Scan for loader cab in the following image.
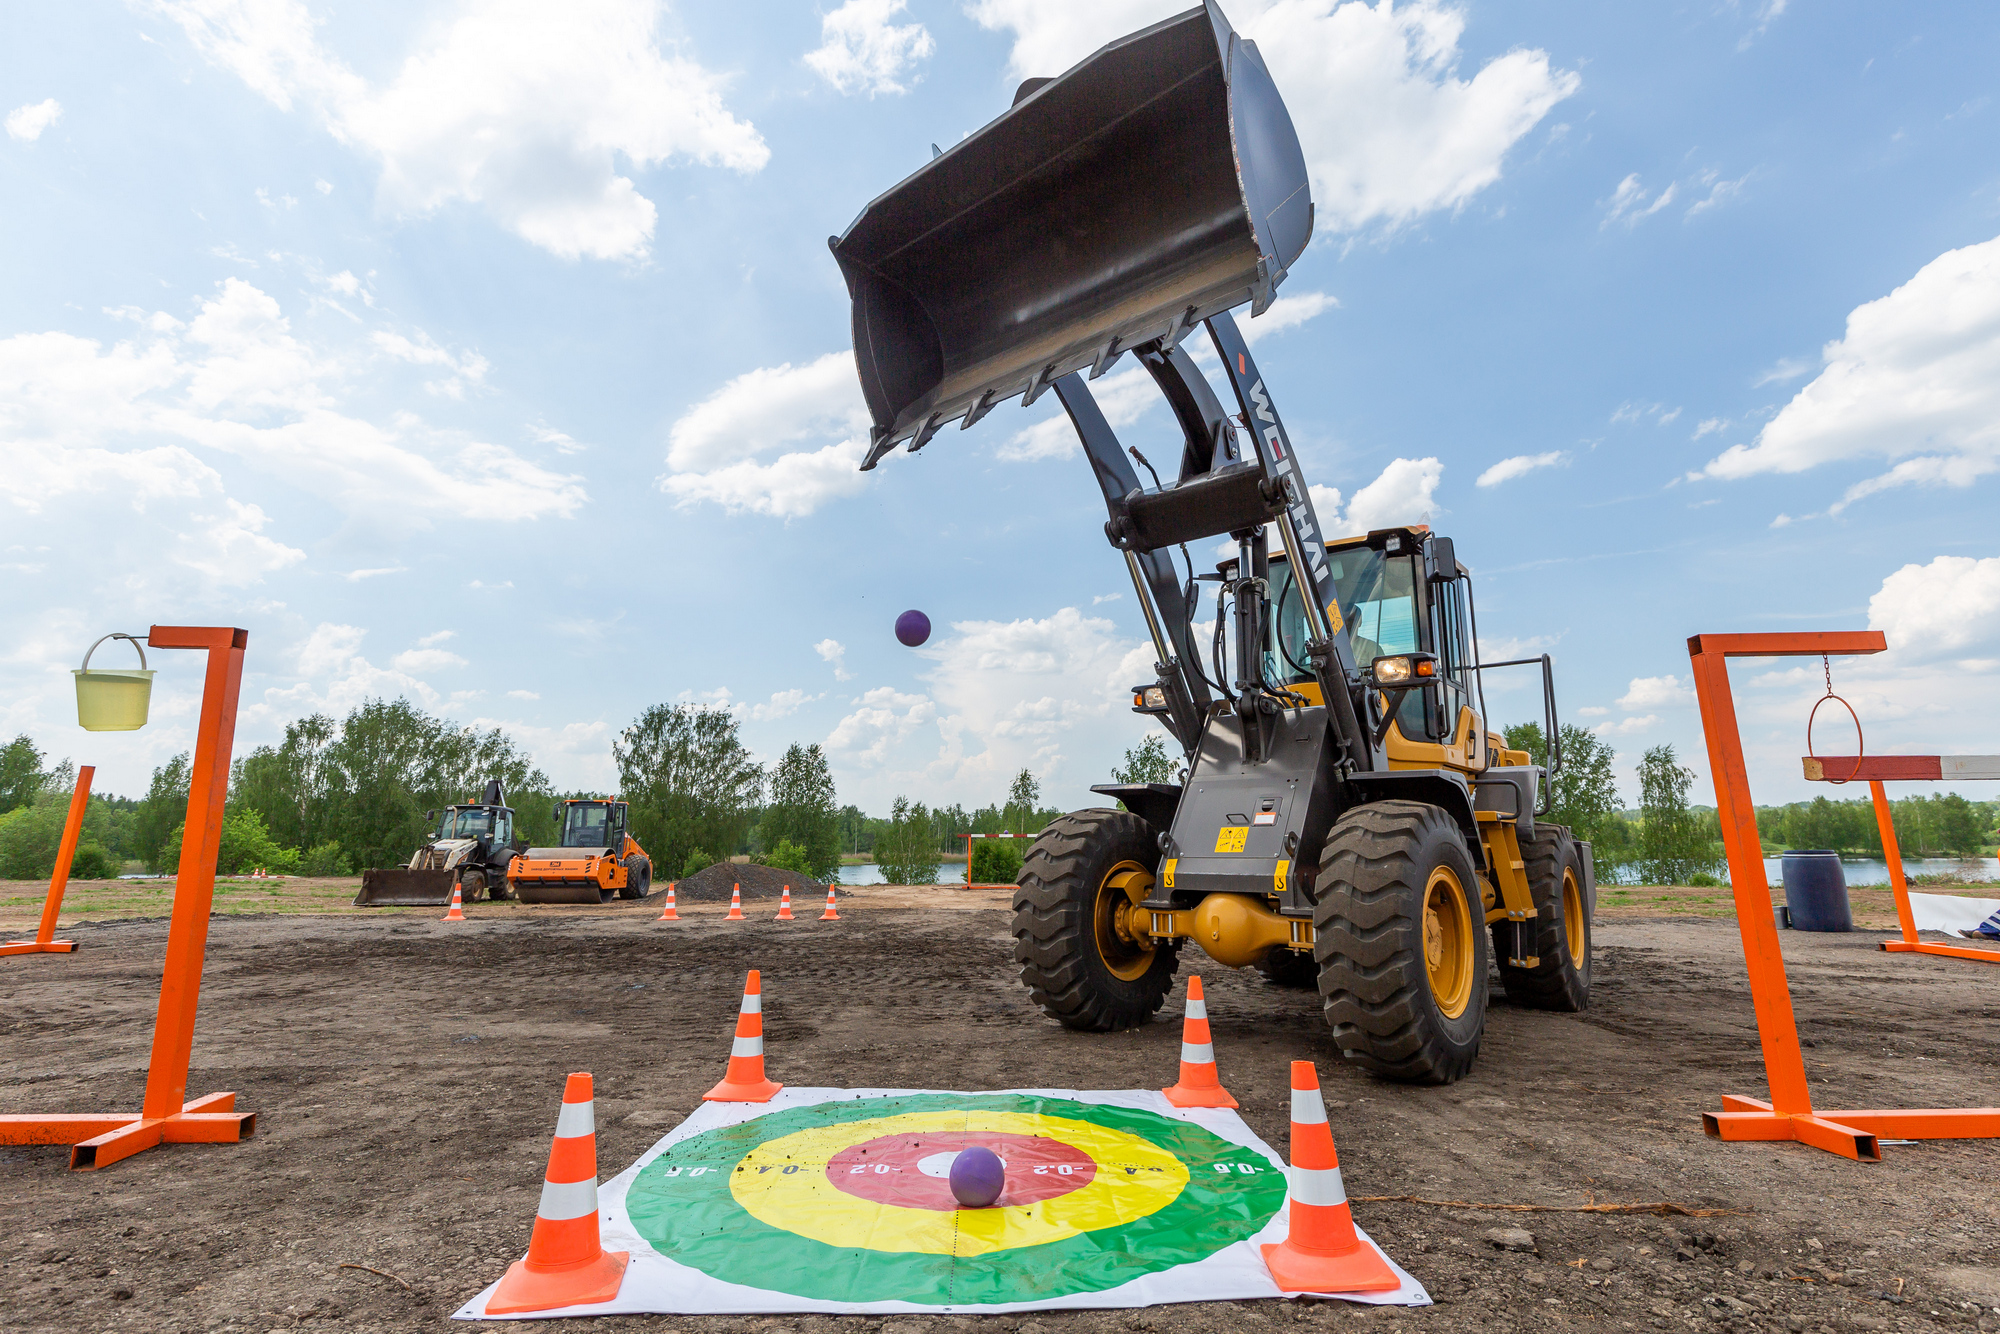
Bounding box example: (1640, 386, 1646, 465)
(437, 804, 514, 848)
(1268, 528, 1481, 761)
(557, 799, 628, 852)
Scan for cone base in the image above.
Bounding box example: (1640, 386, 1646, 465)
(775, 911, 794, 921)
(725, 910, 745, 921)
(659, 911, 679, 921)
(1162, 1079, 1238, 1109)
(487, 1248, 630, 1315)
(704, 1077, 782, 1103)
(819, 912, 839, 921)
(1260, 1238, 1400, 1294)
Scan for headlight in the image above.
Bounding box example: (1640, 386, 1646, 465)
(1138, 685, 1168, 710)
(1372, 656, 1413, 684)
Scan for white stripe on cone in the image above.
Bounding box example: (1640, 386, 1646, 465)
(1180, 1041, 1216, 1063)
(1288, 1164, 1348, 1208)
(741, 994, 762, 1015)
(554, 1101, 595, 1138)
(1185, 997, 1208, 1020)
(731, 1035, 764, 1058)
(1290, 1087, 1328, 1124)
(536, 1176, 600, 1221)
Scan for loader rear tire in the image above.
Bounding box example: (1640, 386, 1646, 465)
(1493, 824, 1590, 1011)
(1014, 809, 1178, 1031)
(1314, 800, 1488, 1084)
(1255, 948, 1318, 988)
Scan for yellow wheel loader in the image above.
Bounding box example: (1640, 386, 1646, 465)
(354, 780, 524, 906)
(507, 799, 653, 905)
(829, 0, 1592, 1083)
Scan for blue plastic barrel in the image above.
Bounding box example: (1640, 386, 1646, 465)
(1780, 850, 1852, 932)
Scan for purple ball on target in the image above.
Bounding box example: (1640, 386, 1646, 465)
(948, 1145, 1006, 1208)
(895, 609, 932, 648)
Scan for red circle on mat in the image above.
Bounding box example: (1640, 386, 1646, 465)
(826, 1132, 1096, 1210)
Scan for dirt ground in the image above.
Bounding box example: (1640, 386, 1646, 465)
(3, 882, 1997, 1334)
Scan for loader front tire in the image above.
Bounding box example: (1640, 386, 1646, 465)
(619, 856, 652, 900)
(1493, 824, 1590, 1011)
(1315, 800, 1488, 1084)
(1014, 809, 1178, 1031)
(457, 868, 486, 902)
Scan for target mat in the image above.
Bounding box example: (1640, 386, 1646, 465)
(457, 1088, 1427, 1318)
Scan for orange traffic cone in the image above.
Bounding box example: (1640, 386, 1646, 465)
(704, 969, 782, 1102)
(1162, 975, 1237, 1108)
(443, 887, 466, 921)
(775, 886, 794, 921)
(658, 884, 679, 921)
(1260, 1060, 1399, 1293)
(726, 884, 745, 921)
(487, 1072, 630, 1315)
(818, 886, 839, 921)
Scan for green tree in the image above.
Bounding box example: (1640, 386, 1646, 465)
(761, 743, 841, 879)
(134, 753, 192, 872)
(0, 796, 119, 880)
(0, 735, 46, 815)
(969, 837, 1024, 884)
(1637, 744, 1721, 885)
(875, 797, 939, 885)
(763, 838, 814, 877)
(1006, 768, 1042, 837)
(158, 808, 302, 876)
(614, 704, 763, 882)
(1112, 733, 1178, 784)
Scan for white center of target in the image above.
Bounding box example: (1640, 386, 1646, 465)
(917, 1151, 1006, 1179)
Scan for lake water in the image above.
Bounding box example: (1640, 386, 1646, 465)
(1759, 856, 2000, 886)
(834, 861, 974, 886)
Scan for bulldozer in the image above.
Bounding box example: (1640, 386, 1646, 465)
(829, 0, 1592, 1083)
(506, 798, 653, 905)
(354, 780, 525, 906)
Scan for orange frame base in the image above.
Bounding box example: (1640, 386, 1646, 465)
(0, 627, 255, 1171)
(1688, 632, 2000, 1160)
(1864, 778, 2000, 964)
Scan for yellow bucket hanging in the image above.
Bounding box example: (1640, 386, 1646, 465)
(74, 633, 154, 732)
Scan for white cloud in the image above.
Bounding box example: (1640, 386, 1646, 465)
(1601, 173, 1676, 229)
(1474, 450, 1563, 488)
(1092, 592, 1122, 605)
(1868, 555, 2000, 654)
(995, 364, 1161, 463)
(1753, 357, 1812, 387)
(815, 638, 854, 681)
(1703, 236, 2000, 512)
(314, 177, 333, 194)
(660, 351, 873, 516)
(1617, 675, 1694, 709)
(1685, 169, 1750, 219)
(6, 99, 62, 142)
(154, 0, 769, 262)
(506, 689, 540, 700)
(1575, 705, 1608, 717)
(392, 647, 469, 673)
(271, 621, 443, 713)
(371, 329, 489, 398)
(345, 565, 405, 580)
(0, 279, 587, 525)
(1242, 290, 1339, 344)
(1691, 417, 1727, 440)
(1594, 714, 1657, 736)
(1319, 456, 1444, 536)
(172, 499, 306, 586)
(826, 685, 938, 766)
(806, 0, 935, 96)
(417, 629, 456, 647)
(967, 0, 1575, 236)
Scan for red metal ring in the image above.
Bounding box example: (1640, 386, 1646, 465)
(1806, 692, 1864, 784)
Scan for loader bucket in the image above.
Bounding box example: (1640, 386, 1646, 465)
(353, 868, 457, 907)
(831, 0, 1311, 466)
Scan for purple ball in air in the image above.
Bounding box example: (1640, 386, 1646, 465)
(948, 1146, 1006, 1208)
(895, 609, 932, 648)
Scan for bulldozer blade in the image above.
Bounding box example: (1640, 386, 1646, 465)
(830, 0, 1311, 466)
(353, 868, 457, 907)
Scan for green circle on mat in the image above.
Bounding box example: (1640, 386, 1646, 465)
(624, 1093, 1287, 1305)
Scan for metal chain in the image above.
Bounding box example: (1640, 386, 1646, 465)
(1822, 653, 1834, 697)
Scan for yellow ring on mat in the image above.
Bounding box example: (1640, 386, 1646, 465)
(729, 1109, 1189, 1256)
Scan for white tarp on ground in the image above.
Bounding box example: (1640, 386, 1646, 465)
(456, 1087, 1430, 1319)
(1905, 892, 2000, 938)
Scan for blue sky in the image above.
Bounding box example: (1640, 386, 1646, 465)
(5, 0, 2000, 817)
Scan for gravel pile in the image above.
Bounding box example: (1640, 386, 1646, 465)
(673, 861, 835, 903)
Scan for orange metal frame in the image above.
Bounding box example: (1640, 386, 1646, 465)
(964, 833, 1034, 889)
(0, 626, 255, 1170)
(1797, 761, 2000, 964)
(1, 765, 94, 956)
(1688, 632, 2000, 1160)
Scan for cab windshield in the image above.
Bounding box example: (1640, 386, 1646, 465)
(440, 807, 495, 840)
(562, 802, 613, 848)
(1328, 546, 1419, 662)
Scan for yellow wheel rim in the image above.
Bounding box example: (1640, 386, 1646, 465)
(1422, 865, 1474, 1019)
(1562, 867, 1585, 965)
(1094, 862, 1157, 982)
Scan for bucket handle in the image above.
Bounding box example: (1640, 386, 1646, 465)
(81, 633, 148, 673)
